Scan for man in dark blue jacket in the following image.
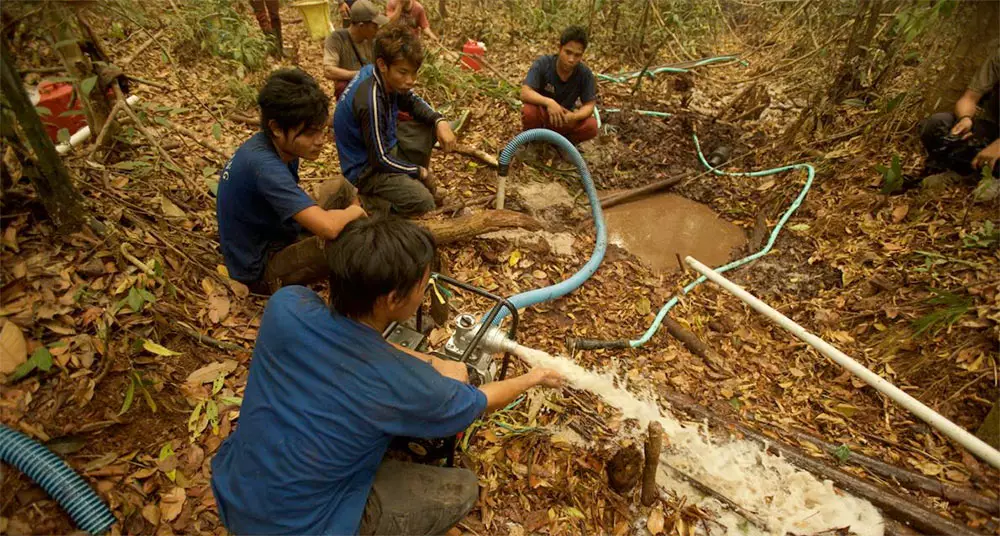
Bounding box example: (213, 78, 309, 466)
(333, 24, 457, 216)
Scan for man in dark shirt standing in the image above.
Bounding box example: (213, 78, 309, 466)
(520, 26, 599, 145)
(216, 69, 366, 294)
(333, 24, 457, 216)
(211, 216, 565, 535)
(324, 0, 386, 99)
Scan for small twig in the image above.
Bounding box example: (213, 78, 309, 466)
(166, 122, 228, 158)
(120, 243, 155, 275)
(663, 462, 771, 531)
(87, 98, 125, 160)
(21, 66, 63, 74)
(175, 321, 246, 353)
(231, 114, 258, 127)
(125, 75, 173, 91)
(112, 84, 178, 169)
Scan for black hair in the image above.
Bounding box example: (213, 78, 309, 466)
(326, 216, 436, 318)
(374, 23, 424, 68)
(560, 25, 588, 49)
(257, 68, 329, 135)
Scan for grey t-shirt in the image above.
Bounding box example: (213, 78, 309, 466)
(323, 29, 374, 73)
(969, 47, 999, 123)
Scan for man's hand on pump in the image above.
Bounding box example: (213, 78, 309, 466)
(951, 116, 974, 139)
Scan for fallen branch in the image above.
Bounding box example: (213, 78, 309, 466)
(112, 85, 178, 169)
(657, 389, 988, 536)
(641, 421, 663, 506)
(752, 419, 1000, 514)
(417, 209, 541, 245)
(231, 113, 258, 127)
(452, 144, 498, 167)
(599, 172, 688, 209)
(662, 317, 729, 375)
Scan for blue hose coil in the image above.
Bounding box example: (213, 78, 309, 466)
(494, 129, 607, 323)
(0, 425, 116, 535)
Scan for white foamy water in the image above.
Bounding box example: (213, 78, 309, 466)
(515, 345, 884, 536)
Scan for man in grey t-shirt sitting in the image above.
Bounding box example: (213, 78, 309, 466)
(324, 0, 387, 99)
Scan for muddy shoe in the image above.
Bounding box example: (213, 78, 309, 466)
(973, 176, 999, 203)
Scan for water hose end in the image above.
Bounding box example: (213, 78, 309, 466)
(498, 161, 510, 177)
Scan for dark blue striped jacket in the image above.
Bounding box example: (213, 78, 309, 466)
(332, 64, 442, 184)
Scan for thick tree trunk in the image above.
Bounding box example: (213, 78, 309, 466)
(418, 209, 541, 245)
(0, 37, 88, 232)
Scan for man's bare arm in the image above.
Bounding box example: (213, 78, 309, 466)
(391, 342, 469, 383)
(293, 205, 366, 240)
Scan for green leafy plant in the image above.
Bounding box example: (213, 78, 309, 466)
(114, 285, 156, 313)
(876, 154, 903, 194)
(10, 347, 54, 381)
(912, 289, 971, 337)
(119, 371, 158, 415)
(963, 221, 999, 249)
(175, 0, 270, 71)
(832, 444, 851, 463)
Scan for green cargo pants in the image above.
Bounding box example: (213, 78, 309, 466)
(358, 459, 479, 536)
(356, 120, 439, 217)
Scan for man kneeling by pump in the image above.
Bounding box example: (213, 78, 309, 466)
(211, 216, 565, 535)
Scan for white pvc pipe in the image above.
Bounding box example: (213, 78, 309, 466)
(55, 94, 140, 155)
(685, 255, 1000, 470)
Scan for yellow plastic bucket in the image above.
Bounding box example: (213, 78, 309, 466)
(291, 0, 331, 40)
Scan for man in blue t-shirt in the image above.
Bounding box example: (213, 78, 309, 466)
(521, 26, 598, 144)
(216, 69, 367, 294)
(211, 217, 564, 535)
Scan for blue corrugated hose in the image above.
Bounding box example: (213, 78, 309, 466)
(0, 425, 116, 535)
(493, 129, 607, 323)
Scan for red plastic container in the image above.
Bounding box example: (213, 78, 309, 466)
(460, 40, 485, 72)
(35, 81, 87, 142)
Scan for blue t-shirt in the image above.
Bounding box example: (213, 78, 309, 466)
(210, 286, 488, 535)
(523, 54, 598, 111)
(216, 132, 317, 283)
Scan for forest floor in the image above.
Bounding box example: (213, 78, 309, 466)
(1, 2, 998, 536)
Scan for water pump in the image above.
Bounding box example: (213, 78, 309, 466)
(382, 273, 519, 464)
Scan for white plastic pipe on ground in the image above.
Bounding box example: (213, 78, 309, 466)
(685, 255, 1000, 470)
(55, 94, 140, 155)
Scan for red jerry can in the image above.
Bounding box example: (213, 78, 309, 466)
(460, 39, 485, 72)
(35, 81, 87, 142)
